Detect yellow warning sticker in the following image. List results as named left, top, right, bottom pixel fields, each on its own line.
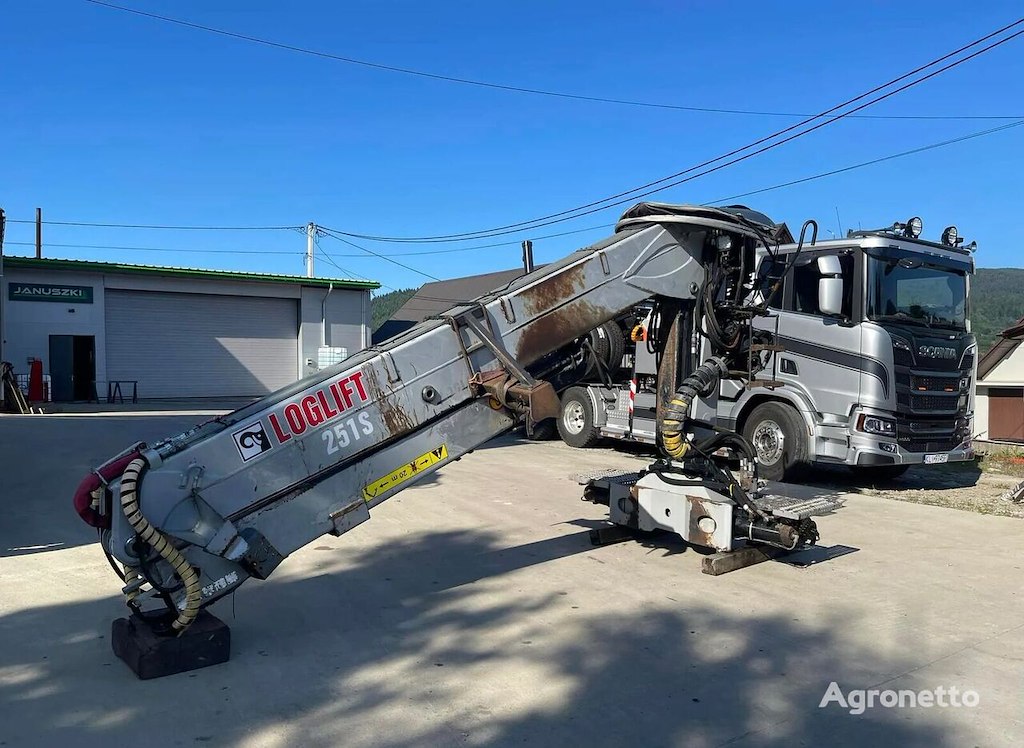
left=362, top=444, right=449, bottom=502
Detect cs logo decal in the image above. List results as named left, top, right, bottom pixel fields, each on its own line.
left=231, top=421, right=273, bottom=462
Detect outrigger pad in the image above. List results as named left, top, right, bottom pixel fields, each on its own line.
left=111, top=610, right=231, bottom=679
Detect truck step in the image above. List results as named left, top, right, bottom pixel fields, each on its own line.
left=754, top=493, right=845, bottom=520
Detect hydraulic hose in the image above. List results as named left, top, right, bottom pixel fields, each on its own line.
left=119, top=458, right=202, bottom=634
left=661, top=357, right=728, bottom=459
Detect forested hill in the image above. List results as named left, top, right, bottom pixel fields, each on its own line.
left=973, top=268, right=1024, bottom=352
left=371, top=288, right=417, bottom=330
left=369, top=269, right=1023, bottom=353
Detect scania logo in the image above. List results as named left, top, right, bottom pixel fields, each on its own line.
left=917, top=345, right=957, bottom=360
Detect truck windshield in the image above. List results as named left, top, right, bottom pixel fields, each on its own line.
left=867, top=257, right=967, bottom=330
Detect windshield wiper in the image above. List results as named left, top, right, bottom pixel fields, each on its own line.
left=872, top=312, right=931, bottom=328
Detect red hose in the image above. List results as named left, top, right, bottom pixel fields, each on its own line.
left=73, top=452, right=141, bottom=528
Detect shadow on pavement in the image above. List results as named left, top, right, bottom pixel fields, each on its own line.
left=1, top=527, right=958, bottom=747
left=0, top=414, right=208, bottom=555
left=799, top=460, right=983, bottom=492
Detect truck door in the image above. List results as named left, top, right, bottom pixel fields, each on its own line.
left=774, top=251, right=861, bottom=420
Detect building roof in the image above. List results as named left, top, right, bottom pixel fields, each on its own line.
left=390, top=267, right=528, bottom=323
left=374, top=267, right=529, bottom=342
left=1, top=256, right=379, bottom=290
left=978, top=315, right=1024, bottom=380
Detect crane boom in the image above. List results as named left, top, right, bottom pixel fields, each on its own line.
left=74, top=204, right=842, bottom=674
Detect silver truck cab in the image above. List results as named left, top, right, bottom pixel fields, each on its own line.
left=712, top=219, right=976, bottom=479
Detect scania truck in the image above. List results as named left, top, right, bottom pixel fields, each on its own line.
left=555, top=217, right=977, bottom=481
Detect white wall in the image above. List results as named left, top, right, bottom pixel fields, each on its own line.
left=975, top=389, right=989, bottom=441
left=1, top=269, right=109, bottom=386
left=298, top=286, right=371, bottom=379
left=981, top=342, right=1024, bottom=384
left=975, top=341, right=1024, bottom=441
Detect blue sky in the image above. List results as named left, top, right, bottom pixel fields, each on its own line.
left=3, top=1, right=1023, bottom=291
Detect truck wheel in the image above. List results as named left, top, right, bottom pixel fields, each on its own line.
left=850, top=464, right=909, bottom=482
left=742, top=402, right=808, bottom=482
left=584, top=321, right=626, bottom=378
left=557, top=387, right=601, bottom=448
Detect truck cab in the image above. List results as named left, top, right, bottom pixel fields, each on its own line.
left=725, top=219, right=976, bottom=480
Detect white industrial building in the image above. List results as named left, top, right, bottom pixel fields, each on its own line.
left=1, top=257, right=378, bottom=401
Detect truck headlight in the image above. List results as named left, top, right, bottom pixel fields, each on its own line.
left=905, top=216, right=923, bottom=238
left=858, top=414, right=896, bottom=436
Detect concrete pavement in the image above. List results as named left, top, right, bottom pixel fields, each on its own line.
left=1, top=413, right=1022, bottom=747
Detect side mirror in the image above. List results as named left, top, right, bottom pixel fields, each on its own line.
left=819, top=278, right=843, bottom=316
left=817, top=255, right=844, bottom=316
left=817, top=255, right=842, bottom=275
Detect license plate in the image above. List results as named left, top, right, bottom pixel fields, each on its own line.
left=924, top=453, right=949, bottom=465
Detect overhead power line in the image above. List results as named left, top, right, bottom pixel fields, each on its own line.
left=311, top=234, right=376, bottom=283
left=15, top=117, right=1018, bottom=268
left=706, top=119, right=1024, bottom=205
left=3, top=240, right=301, bottom=255
left=319, top=229, right=441, bottom=281
left=322, top=223, right=611, bottom=257
left=5, top=218, right=300, bottom=230
left=323, top=19, right=1024, bottom=244
left=329, top=117, right=1024, bottom=266
left=315, top=245, right=399, bottom=293
left=84, top=0, right=1022, bottom=122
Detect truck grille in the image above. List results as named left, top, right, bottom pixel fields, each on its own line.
left=911, top=375, right=959, bottom=392
left=910, top=394, right=959, bottom=410
left=902, top=437, right=961, bottom=453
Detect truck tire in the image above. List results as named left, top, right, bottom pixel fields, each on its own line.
left=557, top=387, right=602, bottom=448
left=584, top=321, right=626, bottom=378
left=742, top=401, right=808, bottom=482
left=850, top=464, right=909, bottom=482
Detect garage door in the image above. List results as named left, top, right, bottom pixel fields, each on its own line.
left=105, top=290, right=298, bottom=399
left=989, top=387, right=1024, bottom=441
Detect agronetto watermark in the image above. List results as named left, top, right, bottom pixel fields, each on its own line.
left=819, top=681, right=980, bottom=716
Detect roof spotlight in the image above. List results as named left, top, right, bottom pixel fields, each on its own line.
left=941, top=226, right=959, bottom=246
left=905, top=216, right=923, bottom=238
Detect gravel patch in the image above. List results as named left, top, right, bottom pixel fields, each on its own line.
left=800, top=462, right=1024, bottom=519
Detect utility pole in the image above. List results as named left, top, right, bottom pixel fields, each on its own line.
left=35, top=207, right=42, bottom=259
left=306, top=222, right=316, bottom=278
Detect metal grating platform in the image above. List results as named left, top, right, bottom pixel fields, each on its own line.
left=573, top=469, right=643, bottom=487
left=754, top=493, right=845, bottom=520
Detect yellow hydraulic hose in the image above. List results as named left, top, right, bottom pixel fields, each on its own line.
left=660, top=358, right=728, bottom=460
left=119, top=458, right=202, bottom=633
left=661, top=396, right=692, bottom=459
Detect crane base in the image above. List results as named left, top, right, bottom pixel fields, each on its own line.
left=111, top=610, right=231, bottom=679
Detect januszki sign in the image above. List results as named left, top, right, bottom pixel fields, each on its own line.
left=8, top=283, right=94, bottom=303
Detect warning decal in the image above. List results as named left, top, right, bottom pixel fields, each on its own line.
left=362, top=444, right=449, bottom=502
